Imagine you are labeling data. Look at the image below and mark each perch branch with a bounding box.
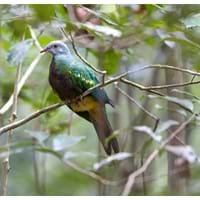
[0,103,64,135]
[1,64,200,135]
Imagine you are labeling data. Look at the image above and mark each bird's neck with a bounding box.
[54,52,73,60]
[52,53,74,73]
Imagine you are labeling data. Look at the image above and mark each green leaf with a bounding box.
[162,36,200,50]
[52,134,86,151]
[7,19,27,37]
[102,50,120,74]
[30,5,55,21]
[100,5,117,14]
[7,39,33,66]
[181,14,200,28]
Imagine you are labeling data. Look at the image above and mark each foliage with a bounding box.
[1,4,200,196]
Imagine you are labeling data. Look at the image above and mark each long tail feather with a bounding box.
[89,105,119,155]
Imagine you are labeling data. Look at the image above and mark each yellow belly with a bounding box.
[70,96,98,112]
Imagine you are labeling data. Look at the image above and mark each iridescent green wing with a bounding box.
[69,60,98,91]
[55,55,111,104]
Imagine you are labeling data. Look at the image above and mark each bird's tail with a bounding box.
[89,105,119,155]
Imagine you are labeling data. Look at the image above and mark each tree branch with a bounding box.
[115,84,159,131]
[0,53,23,195]
[0,103,64,135]
[122,114,195,195]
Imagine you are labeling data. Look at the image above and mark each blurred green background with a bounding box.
[1,4,200,195]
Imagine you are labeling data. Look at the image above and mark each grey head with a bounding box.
[40,40,71,56]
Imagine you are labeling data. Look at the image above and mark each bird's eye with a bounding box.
[54,45,57,48]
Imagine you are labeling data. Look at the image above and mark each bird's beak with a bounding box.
[40,48,48,53]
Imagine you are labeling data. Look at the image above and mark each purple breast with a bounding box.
[49,59,81,101]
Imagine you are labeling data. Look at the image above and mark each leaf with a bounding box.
[156,28,176,48]
[154,104,163,110]
[165,96,194,111]
[181,14,200,28]
[25,130,49,143]
[162,36,200,50]
[7,39,33,65]
[100,5,117,14]
[102,50,120,74]
[30,5,55,21]
[156,120,179,134]
[149,95,194,112]
[93,152,132,171]
[52,134,86,151]
[165,145,199,163]
[78,22,122,37]
[63,151,97,160]
[80,6,118,26]
[175,109,188,117]
[172,89,200,101]
[134,126,162,142]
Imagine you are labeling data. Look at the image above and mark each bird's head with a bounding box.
[40,41,71,56]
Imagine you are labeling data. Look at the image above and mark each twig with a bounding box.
[28,25,42,51]
[0,58,22,195]
[64,160,120,186]
[115,84,159,130]
[60,28,107,77]
[0,103,64,135]
[11,63,22,120]
[122,78,200,90]
[122,114,195,195]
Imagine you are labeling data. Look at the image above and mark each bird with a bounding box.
[40,40,119,155]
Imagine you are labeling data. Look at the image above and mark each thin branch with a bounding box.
[115,84,159,130]
[11,63,22,120]
[122,114,195,195]
[60,28,107,78]
[0,103,64,135]
[1,65,199,135]
[64,160,119,186]
[28,25,42,51]
[0,58,22,195]
[134,64,200,77]
[122,78,200,90]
